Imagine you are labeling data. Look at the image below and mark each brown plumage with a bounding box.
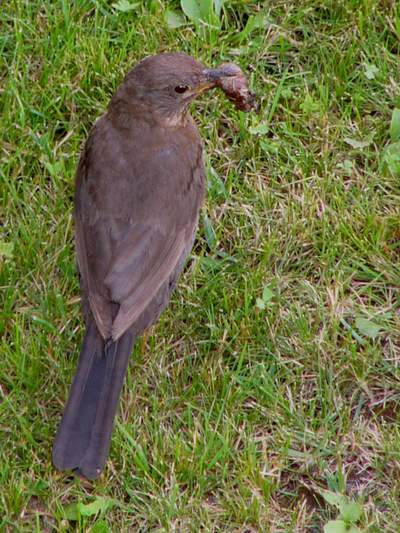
[53,53,256,479]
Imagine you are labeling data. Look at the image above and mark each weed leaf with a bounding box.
[323,521,348,533]
[344,137,371,149]
[63,497,118,521]
[112,0,138,12]
[355,317,382,339]
[90,521,109,533]
[0,241,14,258]
[339,501,363,522]
[320,490,347,508]
[181,0,201,24]
[165,10,186,28]
[390,108,400,142]
[214,0,225,18]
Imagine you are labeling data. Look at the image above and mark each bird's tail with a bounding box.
[52,322,134,479]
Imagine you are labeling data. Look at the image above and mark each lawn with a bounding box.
[1,0,400,531]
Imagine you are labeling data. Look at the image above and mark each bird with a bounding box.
[52,52,256,479]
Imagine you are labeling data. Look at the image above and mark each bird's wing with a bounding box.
[105,221,189,340]
[76,202,196,341]
[75,209,113,340]
[74,117,203,341]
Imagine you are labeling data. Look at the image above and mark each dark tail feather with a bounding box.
[53,322,134,479]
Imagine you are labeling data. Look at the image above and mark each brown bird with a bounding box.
[53,52,256,479]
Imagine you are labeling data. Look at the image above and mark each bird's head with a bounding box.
[113,53,257,124]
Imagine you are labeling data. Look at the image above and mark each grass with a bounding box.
[1,0,400,531]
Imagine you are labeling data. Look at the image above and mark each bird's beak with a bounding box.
[185,65,240,97]
[189,81,216,96]
[203,64,240,83]
[184,63,258,112]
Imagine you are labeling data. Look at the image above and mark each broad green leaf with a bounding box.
[31,480,48,493]
[0,241,14,258]
[260,139,280,153]
[339,501,363,522]
[45,160,64,177]
[200,255,222,272]
[355,317,382,339]
[214,0,225,18]
[363,62,379,80]
[320,490,347,508]
[390,108,400,141]
[112,0,138,12]
[337,159,354,174]
[381,141,400,177]
[324,521,348,533]
[340,317,366,345]
[300,95,320,115]
[256,298,265,310]
[344,137,371,149]
[262,285,274,302]
[63,502,79,521]
[199,0,214,20]
[228,46,248,56]
[78,497,117,517]
[248,123,269,135]
[165,9,186,28]
[90,520,110,533]
[181,0,201,23]
[256,286,274,310]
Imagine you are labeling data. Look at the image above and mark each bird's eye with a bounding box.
[174,84,190,94]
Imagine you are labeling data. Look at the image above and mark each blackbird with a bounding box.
[53,52,256,479]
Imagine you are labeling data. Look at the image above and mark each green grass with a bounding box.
[1,0,400,531]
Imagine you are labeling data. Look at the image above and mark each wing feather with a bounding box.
[74,115,204,341]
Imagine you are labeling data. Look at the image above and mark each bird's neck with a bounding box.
[109,93,189,128]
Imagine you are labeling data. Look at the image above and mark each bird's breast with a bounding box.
[80,116,205,222]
